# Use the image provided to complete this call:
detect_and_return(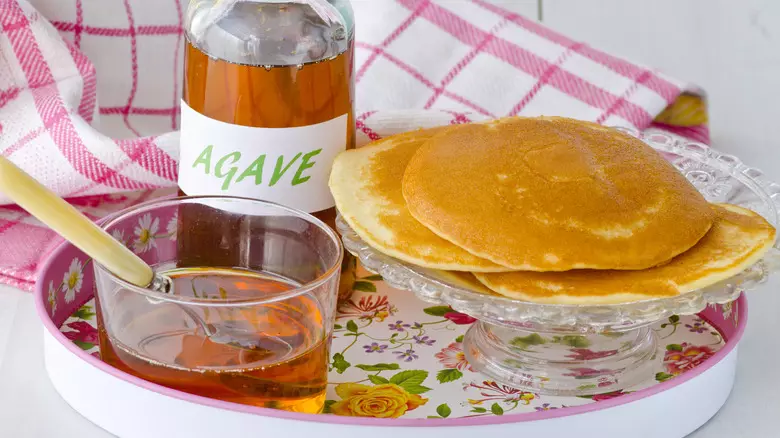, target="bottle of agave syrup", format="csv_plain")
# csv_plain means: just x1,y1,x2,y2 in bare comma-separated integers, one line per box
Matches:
178,0,356,300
